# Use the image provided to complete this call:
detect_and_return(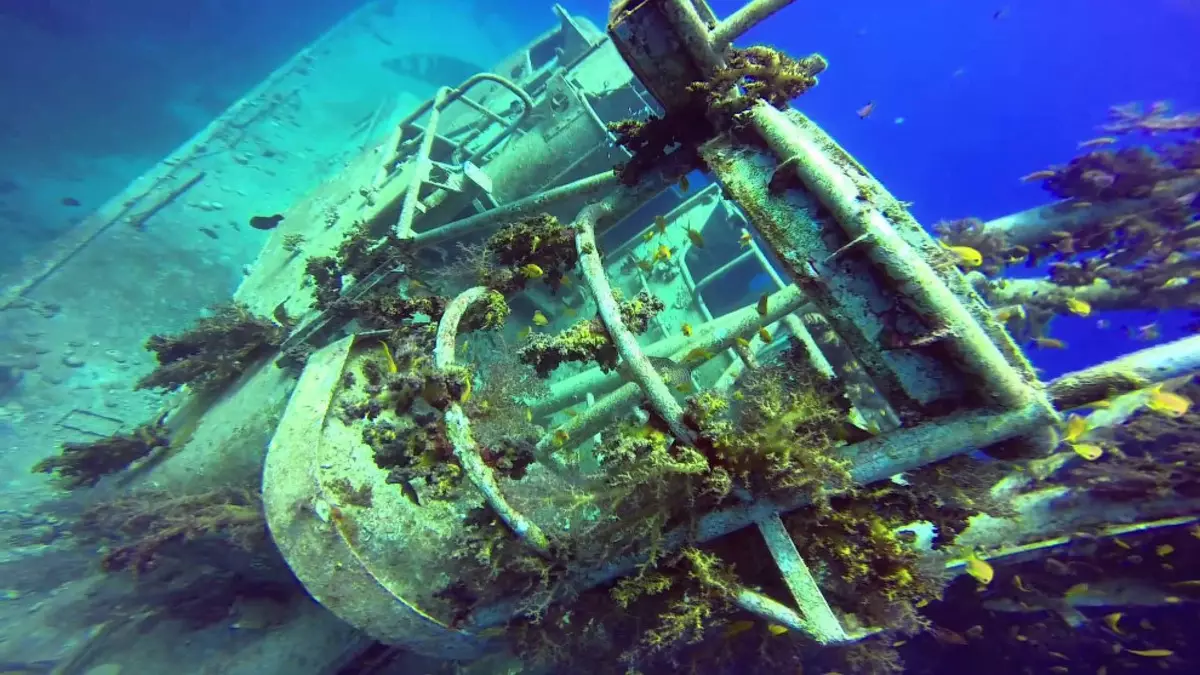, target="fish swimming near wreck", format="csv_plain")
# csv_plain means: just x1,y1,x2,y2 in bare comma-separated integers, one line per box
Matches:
617,356,695,395
249,214,284,231
646,356,694,392
381,53,488,90
984,578,1197,628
